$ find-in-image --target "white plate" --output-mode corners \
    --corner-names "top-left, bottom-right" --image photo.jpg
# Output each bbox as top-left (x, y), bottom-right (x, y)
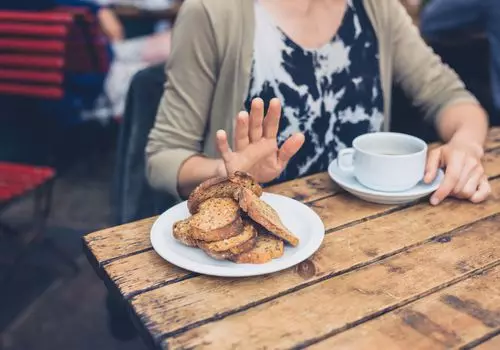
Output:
top-left (150, 193), bottom-right (325, 277)
top-left (328, 160), bottom-right (444, 205)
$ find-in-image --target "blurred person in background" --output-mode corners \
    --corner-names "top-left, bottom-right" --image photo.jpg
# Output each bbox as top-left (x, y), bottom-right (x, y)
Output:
top-left (146, 0), bottom-right (491, 207)
top-left (420, 0), bottom-right (500, 124)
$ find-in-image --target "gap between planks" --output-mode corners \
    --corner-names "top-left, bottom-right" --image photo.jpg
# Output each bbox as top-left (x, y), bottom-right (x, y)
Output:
top-left (306, 264), bottom-right (500, 350)
top-left (461, 329), bottom-right (500, 350)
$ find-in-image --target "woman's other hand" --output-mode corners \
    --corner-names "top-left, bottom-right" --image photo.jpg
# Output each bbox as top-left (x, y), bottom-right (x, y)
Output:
top-left (215, 98), bottom-right (305, 183)
top-left (424, 140), bottom-right (491, 205)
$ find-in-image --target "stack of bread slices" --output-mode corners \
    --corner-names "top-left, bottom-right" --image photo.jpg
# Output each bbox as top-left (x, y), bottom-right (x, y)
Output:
top-left (172, 172), bottom-right (300, 264)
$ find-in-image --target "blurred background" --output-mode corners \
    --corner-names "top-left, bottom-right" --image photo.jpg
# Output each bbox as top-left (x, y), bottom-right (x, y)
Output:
top-left (0, 0), bottom-right (498, 349)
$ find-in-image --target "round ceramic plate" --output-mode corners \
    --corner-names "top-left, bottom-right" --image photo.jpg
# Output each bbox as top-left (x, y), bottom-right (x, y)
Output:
top-left (328, 159), bottom-right (444, 205)
top-left (150, 193), bottom-right (325, 277)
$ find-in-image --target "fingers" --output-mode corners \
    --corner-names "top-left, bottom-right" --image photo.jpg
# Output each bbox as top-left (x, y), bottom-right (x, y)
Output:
top-left (234, 111), bottom-right (250, 151)
top-left (424, 148), bottom-right (441, 184)
top-left (216, 130), bottom-right (232, 162)
top-left (263, 98), bottom-right (282, 139)
top-left (455, 166), bottom-right (483, 199)
top-left (452, 158), bottom-right (479, 195)
top-left (278, 133), bottom-right (305, 167)
top-left (430, 152), bottom-right (464, 205)
top-left (249, 98), bottom-right (264, 142)
top-left (470, 176), bottom-right (492, 203)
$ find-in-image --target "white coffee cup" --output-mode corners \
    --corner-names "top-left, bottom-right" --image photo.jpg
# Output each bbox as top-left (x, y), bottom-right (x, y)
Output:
top-left (337, 132), bottom-right (428, 192)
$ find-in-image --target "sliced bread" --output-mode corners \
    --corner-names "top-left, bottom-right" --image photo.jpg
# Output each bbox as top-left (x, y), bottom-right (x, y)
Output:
top-left (197, 222), bottom-right (257, 252)
top-left (237, 188), bottom-right (300, 247)
top-left (231, 234), bottom-right (284, 264)
top-left (187, 171), bottom-right (263, 214)
top-left (172, 218), bottom-right (197, 247)
top-left (189, 198), bottom-right (243, 242)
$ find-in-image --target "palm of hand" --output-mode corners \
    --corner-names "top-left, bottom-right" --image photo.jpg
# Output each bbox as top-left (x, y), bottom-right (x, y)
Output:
top-left (216, 98), bottom-right (304, 183)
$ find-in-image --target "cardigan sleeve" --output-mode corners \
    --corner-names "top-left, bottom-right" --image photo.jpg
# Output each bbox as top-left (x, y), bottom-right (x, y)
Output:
top-left (145, 0), bottom-right (218, 199)
top-left (389, 0), bottom-right (479, 125)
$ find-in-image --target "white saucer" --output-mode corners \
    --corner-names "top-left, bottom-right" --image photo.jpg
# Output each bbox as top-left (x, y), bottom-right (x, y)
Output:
top-left (328, 160), bottom-right (444, 205)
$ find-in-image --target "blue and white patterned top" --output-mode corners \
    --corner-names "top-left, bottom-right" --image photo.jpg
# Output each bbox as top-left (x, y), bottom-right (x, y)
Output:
top-left (245, 0), bottom-right (384, 183)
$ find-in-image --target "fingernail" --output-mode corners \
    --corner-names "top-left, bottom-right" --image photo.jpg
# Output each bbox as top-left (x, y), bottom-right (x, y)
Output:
top-left (430, 196), bottom-right (439, 206)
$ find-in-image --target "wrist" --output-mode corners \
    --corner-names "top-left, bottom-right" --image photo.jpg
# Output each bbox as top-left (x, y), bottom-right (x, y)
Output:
top-left (448, 133), bottom-right (484, 158)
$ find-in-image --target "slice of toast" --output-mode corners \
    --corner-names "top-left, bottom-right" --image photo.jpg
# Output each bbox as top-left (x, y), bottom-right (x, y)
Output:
top-left (201, 235), bottom-right (257, 260)
top-left (187, 171), bottom-right (263, 214)
top-left (230, 234), bottom-right (284, 264)
top-left (237, 188), bottom-right (300, 247)
top-left (197, 222), bottom-right (257, 252)
top-left (189, 198), bottom-right (243, 242)
top-left (172, 218), bottom-right (197, 247)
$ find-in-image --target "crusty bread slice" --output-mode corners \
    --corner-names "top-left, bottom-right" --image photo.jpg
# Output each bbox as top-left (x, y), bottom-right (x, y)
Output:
top-left (189, 198), bottom-right (243, 242)
top-left (201, 236), bottom-right (257, 260)
top-left (231, 234), bottom-right (284, 264)
top-left (187, 171), bottom-right (263, 214)
top-left (197, 222), bottom-right (257, 252)
top-left (237, 188), bottom-right (300, 247)
top-left (172, 218), bottom-right (197, 247)
top-left (228, 171), bottom-right (263, 196)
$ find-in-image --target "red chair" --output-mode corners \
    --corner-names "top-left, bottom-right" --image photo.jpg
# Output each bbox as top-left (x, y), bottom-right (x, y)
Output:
top-left (0, 7), bottom-right (110, 274)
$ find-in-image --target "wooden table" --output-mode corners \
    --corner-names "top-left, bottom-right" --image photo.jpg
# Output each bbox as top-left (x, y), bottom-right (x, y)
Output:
top-left (84, 127), bottom-right (500, 350)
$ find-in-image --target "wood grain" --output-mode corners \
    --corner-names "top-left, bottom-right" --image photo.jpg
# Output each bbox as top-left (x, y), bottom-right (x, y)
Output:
top-left (310, 265), bottom-right (500, 350)
top-left (83, 216), bottom-right (157, 266)
top-left (129, 180), bottom-right (500, 342)
top-left (266, 172), bottom-right (340, 202)
top-left (167, 216), bottom-right (500, 350)
top-left (475, 334), bottom-right (500, 350)
top-left (84, 144), bottom-right (500, 269)
top-left (104, 250), bottom-right (192, 298)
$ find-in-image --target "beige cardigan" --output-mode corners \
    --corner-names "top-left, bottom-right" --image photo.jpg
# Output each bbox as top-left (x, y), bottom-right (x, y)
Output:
top-left (146, 0), bottom-right (477, 198)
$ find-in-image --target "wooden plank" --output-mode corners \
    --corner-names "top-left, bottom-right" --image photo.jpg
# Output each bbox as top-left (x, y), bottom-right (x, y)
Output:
top-left (83, 216), bottom-right (157, 266)
top-left (475, 334), bottom-right (500, 350)
top-left (104, 250), bottom-right (192, 298)
top-left (84, 145), bottom-right (500, 267)
top-left (309, 265), bottom-right (500, 350)
top-left (129, 181), bottom-right (500, 342)
top-left (166, 216), bottom-right (500, 350)
top-left (266, 172), bottom-right (340, 202)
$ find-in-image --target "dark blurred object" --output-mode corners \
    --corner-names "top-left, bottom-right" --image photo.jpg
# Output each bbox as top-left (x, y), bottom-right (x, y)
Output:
top-left (109, 63), bottom-right (175, 342)
top-left (419, 0), bottom-right (500, 126)
top-left (391, 31), bottom-right (498, 141)
top-left (1, 0), bottom-right (55, 11)
top-left (112, 63), bottom-right (175, 226)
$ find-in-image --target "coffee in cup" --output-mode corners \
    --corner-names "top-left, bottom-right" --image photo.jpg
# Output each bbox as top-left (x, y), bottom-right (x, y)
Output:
top-left (337, 132), bottom-right (427, 192)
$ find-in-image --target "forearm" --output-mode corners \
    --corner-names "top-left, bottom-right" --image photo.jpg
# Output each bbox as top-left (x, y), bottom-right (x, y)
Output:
top-left (177, 156), bottom-right (224, 198)
top-left (437, 102), bottom-right (489, 154)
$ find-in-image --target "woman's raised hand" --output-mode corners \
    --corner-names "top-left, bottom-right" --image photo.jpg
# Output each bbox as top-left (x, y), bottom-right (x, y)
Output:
top-left (215, 98), bottom-right (305, 183)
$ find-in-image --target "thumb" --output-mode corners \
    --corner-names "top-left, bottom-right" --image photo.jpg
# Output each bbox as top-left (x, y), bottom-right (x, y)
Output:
top-left (278, 133), bottom-right (305, 168)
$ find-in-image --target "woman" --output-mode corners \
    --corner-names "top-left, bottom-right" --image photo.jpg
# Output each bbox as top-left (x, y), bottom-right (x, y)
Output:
top-left (146, 0), bottom-right (491, 206)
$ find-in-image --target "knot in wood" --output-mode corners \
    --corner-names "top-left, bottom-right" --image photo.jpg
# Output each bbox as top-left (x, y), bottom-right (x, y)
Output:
top-left (297, 260), bottom-right (316, 279)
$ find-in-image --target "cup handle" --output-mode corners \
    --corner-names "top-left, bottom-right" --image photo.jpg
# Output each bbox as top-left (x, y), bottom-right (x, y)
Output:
top-left (337, 148), bottom-right (355, 173)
